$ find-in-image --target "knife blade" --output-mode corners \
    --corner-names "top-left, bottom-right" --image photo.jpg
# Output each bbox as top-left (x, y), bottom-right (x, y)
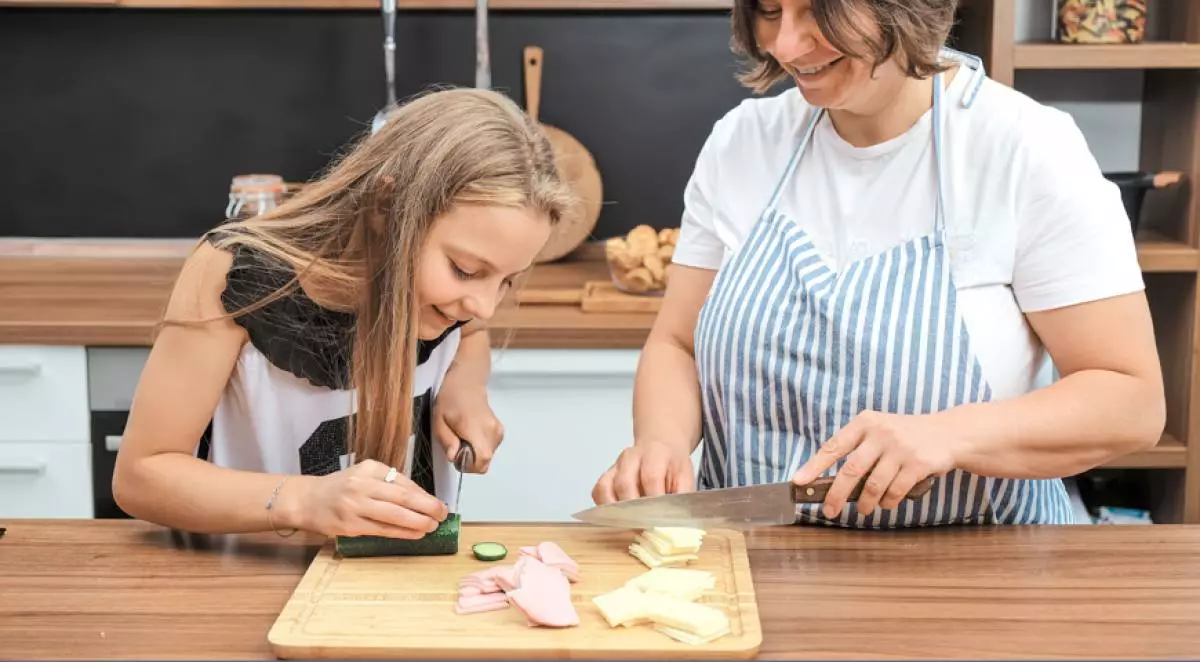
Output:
top-left (571, 475), bottom-right (935, 529)
top-left (452, 440), bottom-right (474, 516)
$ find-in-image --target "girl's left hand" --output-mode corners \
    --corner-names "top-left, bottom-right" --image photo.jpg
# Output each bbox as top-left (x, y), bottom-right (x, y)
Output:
top-left (790, 410), bottom-right (958, 518)
top-left (432, 383), bottom-right (504, 474)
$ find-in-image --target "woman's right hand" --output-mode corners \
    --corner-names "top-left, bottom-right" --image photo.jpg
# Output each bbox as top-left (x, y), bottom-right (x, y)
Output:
top-left (288, 460), bottom-right (449, 539)
top-left (591, 441), bottom-right (696, 505)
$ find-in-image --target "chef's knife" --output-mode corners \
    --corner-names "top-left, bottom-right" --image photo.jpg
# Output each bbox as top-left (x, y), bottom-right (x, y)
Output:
top-left (571, 475), bottom-right (935, 529)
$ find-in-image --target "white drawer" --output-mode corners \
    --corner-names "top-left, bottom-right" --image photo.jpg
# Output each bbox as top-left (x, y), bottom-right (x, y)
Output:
top-left (0, 441), bottom-right (93, 518)
top-left (0, 345), bottom-right (90, 443)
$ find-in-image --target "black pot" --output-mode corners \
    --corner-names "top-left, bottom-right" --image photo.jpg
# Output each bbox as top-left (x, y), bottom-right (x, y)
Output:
top-left (1103, 170), bottom-right (1183, 234)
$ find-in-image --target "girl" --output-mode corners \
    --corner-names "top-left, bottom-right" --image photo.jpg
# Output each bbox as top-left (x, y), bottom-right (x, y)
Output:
top-left (113, 88), bottom-right (574, 540)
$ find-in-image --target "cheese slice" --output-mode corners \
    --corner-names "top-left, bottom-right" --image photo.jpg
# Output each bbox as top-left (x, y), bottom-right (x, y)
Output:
top-left (625, 568), bottom-right (716, 601)
top-left (635, 531), bottom-right (676, 556)
top-left (637, 528), bottom-right (705, 555)
top-left (655, 623), bottom-right (732, 645)
top-left (592, 566), bottom-right (730, 646)
top-left (650, 527), bottom-right (706, 550)
top-left (640, 593), bottom-right (730, 639)
top-left (629, 542), bottom-right (698, 569)
top-left (591, 585), bottom-right (648, 628)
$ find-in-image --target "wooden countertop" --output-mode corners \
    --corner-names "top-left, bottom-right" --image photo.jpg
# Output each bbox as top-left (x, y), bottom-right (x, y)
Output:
top-left (0, 238), bottom-right (656, 349)
top-left (3, 519), bottom-right (1199, 659)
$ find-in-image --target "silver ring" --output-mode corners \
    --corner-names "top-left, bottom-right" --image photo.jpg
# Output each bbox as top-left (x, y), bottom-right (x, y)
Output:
top-left (383, 467), bottom-right (399, 483)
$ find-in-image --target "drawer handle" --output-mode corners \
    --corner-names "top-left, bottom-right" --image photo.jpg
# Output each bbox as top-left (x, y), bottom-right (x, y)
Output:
top-left (0, 461), bottom-right (47, 476)
top-left (105, 435), bottom-right (123, 452)
top-left (0, 361), bottom-right (42, 378)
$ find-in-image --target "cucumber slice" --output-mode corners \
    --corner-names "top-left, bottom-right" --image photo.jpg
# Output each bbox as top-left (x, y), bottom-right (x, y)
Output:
top-left (472, 542), bottom-right (508, 562)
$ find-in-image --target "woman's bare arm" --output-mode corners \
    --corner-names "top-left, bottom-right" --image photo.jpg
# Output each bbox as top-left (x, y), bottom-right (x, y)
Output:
top-left (632, 265), bottom-right (717, 456)
top-left (948, 291), bottom-right (1165, 478)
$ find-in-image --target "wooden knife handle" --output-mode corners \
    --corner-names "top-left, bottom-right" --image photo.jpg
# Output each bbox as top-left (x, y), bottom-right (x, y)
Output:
top-left (1154, 171), bottom-right (1183, 188)
top-left (790, 475), bottom-right (936, 504)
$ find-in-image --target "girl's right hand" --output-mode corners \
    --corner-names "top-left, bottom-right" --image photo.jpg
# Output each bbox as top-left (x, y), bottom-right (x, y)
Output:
top-left (290, 459), bottom-right (449, 538)
top-left (591, 441), bottom-right (696, 505)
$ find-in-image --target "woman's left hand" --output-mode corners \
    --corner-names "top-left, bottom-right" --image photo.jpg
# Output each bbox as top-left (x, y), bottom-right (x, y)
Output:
top-left (790, 410), bottom-right (958, 518)
top-left (432, 382), bottom-right (504, 474)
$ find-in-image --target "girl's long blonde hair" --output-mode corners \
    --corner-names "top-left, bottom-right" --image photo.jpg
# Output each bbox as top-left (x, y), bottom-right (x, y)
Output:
top-left (190, 87), bottom-right (573, 472)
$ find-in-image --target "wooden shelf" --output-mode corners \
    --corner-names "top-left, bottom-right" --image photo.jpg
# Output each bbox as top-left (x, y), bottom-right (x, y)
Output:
top-left (1014, 42), bottom-right (1200, 70)
top-left (0, 0), bottom-right (733, 9)
top-left (1137, 234), bottom-right (1200, 272)
top-left (957, 0), bottom-right (1200, 522)
top-left (1103, 433), bottom-right (1188, 469)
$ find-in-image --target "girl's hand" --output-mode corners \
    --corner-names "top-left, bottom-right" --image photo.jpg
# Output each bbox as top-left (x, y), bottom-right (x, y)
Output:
top-left (433, 383), bottom-right (504, 474)
top-left (290, 460), bottom-right (449, 538)
top-left (592, 440), bottom-right (696, 505)
top-left (790, 411), bottom-right (957, 518)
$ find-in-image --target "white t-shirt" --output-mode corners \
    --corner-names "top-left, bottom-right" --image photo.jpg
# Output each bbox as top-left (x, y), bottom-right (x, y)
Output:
top-left (673, 66), bottom-right (1144, 401)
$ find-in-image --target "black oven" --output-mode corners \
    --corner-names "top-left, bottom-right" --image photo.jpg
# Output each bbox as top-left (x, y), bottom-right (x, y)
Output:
top-left (87, 348), bottom-right (147, 520)
top-left (90, 410), bottom-right (131, 519)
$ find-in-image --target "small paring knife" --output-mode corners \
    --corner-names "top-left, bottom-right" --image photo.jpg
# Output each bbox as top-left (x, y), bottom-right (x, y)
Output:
top-left (571, 475), bottom-right (936, 529)
top-left (452, 440), bottom-right (474, 516)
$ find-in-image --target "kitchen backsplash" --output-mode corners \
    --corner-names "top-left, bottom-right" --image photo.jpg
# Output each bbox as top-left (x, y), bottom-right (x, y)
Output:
top-left (0, 7), bottom-right (755, 241)
top-left (0, 5), bottom-right (1154, 241)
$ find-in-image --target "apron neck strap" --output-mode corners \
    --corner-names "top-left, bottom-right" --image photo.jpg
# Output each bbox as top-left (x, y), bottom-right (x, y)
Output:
top-left (763, 69), bottom-right (951, 234)
top-left (932, 70), bottom-right (946, 234)
top-left (763, 105), bottom-right (822, 214)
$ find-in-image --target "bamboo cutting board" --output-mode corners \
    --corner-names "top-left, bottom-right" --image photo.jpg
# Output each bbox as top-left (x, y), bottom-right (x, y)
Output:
top-left (268, 524), bottom-right (761, 659)
top-left (581, 281), bottom-right (663, 313)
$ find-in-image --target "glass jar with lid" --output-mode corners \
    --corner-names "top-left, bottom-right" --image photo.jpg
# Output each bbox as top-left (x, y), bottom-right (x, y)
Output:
top-left (225, 173), bottom-right (286, 220)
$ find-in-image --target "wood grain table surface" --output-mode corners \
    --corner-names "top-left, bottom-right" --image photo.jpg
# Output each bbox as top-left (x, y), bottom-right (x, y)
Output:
top-left (2, 519), bottom-right (1199, 659)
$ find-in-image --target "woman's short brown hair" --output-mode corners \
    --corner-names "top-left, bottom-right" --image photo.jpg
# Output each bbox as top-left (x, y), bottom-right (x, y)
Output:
top-left (732, 0), bottom-right (959, 93)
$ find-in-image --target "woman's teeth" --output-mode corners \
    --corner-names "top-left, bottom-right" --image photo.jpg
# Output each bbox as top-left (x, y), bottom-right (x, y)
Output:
top-left (796, 58), bottom-right (840, 75)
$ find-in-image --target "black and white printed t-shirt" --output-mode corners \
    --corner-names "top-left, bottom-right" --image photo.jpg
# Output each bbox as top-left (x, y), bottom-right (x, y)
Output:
top-left (196, 232), bottom-right (465, 510)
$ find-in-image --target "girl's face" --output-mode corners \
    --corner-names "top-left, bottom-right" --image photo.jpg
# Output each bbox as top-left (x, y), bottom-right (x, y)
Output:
top-left (415, 204), bottom-right (551, 340)
top-left (755, 0), bottom-right (904, 113)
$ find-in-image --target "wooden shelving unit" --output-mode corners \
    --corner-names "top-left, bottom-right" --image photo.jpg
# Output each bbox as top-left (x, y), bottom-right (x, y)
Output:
top-left (1104, 433), bottom-right (1188, 469)
top-left (957, 0), bottom-right (1200, 523)
top-left (1014, 42), bottom-right (1200, 69)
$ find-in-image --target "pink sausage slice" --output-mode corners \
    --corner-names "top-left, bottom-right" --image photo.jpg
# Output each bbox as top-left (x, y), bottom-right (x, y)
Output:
top-left (505, 557), bottom-right (579, 628)
top-left (454, 598), bottom-right (510, 615)
top-left (536, 541), bottom-right (581, 582)
top-left (457, 592), bottom-right (510, 610)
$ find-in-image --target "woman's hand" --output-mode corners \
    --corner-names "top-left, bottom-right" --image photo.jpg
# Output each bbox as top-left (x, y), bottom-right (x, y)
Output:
top-left (432, 382), bottom-right (504, 474)
top-left (592, 441), bottom-right (696, 505)
top-left (288, 459), bottom-right (449, 539)
top-left (791, 410), bottom-right (957, 518)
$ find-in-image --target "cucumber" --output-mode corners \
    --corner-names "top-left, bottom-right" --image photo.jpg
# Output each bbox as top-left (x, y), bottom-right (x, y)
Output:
top-left (472, 542), bottom-right (508, 562)
top-left (335, 513), bottom-right (461, 558)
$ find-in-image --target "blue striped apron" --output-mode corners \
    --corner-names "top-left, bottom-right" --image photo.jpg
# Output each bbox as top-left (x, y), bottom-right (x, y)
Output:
top-left (693, 60), bottom-right (1074, 527)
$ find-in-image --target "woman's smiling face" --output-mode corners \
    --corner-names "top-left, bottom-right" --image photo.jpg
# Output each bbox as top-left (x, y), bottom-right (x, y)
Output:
top-left (753, 0), bottom-right (906, 113)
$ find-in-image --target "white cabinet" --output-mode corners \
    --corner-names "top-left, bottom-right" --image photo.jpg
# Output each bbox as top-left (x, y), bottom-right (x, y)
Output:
top-left (0, 345), bottom-right (89, 444)
top-left (460, 349), bottom-right (641, 522)
top-left (0, 345), bottom-right (94, 518)
top-left (0, 441), bottom-right (93, 518)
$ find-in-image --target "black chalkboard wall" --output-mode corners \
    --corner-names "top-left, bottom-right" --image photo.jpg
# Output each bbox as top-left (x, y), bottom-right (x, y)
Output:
top-left (0, 7), bottom-right (760, 240)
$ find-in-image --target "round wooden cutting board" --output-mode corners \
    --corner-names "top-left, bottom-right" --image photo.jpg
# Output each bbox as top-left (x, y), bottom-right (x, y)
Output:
top-left (523, 45), bottom-right (604, 263)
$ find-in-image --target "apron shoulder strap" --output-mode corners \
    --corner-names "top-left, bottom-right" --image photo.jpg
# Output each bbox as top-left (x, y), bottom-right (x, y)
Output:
top-left (763, 104), bottom-right (823, 215)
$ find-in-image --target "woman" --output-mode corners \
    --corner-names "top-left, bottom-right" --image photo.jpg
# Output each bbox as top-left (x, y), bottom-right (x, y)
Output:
top-left (113, 88), bottom-right (574, 539)
top-left (592, 0), bottom-right (1165, 527)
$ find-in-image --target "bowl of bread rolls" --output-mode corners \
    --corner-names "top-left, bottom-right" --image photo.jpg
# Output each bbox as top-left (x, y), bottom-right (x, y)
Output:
top-left (604, 224), bottom-right (679, 296)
